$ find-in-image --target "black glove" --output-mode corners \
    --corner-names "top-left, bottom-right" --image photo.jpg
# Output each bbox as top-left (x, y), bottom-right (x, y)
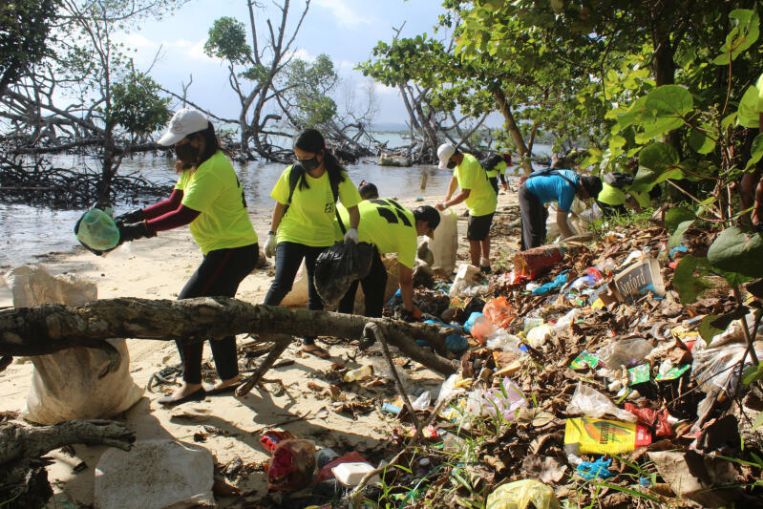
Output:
top-left (118, 221), bottom-right (155, 244)
top-left (114, 209), bottom-right (145, 225)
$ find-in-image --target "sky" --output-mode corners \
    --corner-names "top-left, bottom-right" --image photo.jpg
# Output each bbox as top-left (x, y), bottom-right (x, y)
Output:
top-left (115, 0), bottom-right (449, 127)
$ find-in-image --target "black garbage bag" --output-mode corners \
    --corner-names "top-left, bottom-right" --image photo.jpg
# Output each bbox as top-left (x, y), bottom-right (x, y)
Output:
top-left (314, 241), bottom-right (375, 307)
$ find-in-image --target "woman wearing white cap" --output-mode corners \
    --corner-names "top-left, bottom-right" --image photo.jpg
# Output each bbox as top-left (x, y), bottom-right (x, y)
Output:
top-left (115, 108), bottom-right (259, 406)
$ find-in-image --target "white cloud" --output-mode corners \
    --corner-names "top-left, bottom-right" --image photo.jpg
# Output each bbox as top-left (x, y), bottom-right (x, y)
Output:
top-left (288, 48), bottom-right (316, 62)
top-left (314, 0), bottom-right (373, 28)
top-left (373, 81), bottom-right (398, 96)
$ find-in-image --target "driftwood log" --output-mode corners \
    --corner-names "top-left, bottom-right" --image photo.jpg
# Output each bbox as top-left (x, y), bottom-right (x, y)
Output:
top-left (0, 420), bottom-right (134, 509)
top-left (0, 297), bottom-right (458, 376)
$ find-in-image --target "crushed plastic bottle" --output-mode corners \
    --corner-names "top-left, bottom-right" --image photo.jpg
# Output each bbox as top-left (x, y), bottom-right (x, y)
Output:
top-left (343, 365), bottom-right (374, 382)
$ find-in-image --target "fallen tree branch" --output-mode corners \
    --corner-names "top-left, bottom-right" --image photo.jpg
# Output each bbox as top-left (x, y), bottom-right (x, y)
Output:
top-left (0, 420), bottom-right (134, 509)
top-left (0, 297), bottom-right (457, 376)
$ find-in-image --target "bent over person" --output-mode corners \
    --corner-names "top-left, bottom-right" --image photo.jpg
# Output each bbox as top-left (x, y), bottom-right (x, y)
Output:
top-left (337, 193), bottom-right (440, 320)
top-left (435, 143), bottom-right (497, 273)
top-left (518, 166), bottom-right (602, 250)
top-left (115, 108), bottom-right (259, 406)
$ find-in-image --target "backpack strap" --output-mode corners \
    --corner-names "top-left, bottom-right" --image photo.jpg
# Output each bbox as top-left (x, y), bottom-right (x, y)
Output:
top-left (527, 168), bottom-right (578, 189)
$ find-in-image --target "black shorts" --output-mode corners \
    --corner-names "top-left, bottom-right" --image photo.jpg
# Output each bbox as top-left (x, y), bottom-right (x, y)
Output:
top-left (467, 212), bottom-right (494, 241)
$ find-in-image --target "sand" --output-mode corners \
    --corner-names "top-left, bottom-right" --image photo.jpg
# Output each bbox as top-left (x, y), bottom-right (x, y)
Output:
top-left (0, 191), bottom-right (519, 507)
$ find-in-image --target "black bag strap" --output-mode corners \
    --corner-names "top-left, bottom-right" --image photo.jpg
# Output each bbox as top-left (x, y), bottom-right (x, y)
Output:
top-left (527, 168), bottom-right (578, 189)
top-left (286, 164), bottom-right (346, 234)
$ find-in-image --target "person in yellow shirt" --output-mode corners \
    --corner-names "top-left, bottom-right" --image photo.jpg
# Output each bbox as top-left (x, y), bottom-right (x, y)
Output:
top-left (435, 143), bottom-right (498, 273)
top-left (336, 183), bottom-right (440, 320)
top-left (482, 152), bottom-right (512, 194)
top-left (263, 129), bottom-right (361, 358)
top-left (114, 108), bottom-right (259, 406)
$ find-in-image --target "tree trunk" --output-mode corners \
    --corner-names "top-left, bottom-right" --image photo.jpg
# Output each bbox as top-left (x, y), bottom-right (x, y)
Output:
top-left (1, 420), bottom-right (134, 509)
top-left (0, 297), bottom-right (458, 376)
top-left (492, 87), bottom-right (532, 175)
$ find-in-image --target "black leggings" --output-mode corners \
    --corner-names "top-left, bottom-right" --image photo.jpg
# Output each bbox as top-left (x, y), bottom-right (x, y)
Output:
top-left (519, 184), bottom-right (548, 250)
top-left (338, 249), bottom-right (387, 317)
top-left (263, 241), bottom-right (327, 345)
top-left (176, 243), bottom-right (259, 384)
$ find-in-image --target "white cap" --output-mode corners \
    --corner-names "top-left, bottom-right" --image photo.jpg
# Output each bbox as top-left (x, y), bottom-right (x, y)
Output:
top-left (437, 143), bottom-right (456, 170)
top-left (157, 108), bottom-right (209, 146)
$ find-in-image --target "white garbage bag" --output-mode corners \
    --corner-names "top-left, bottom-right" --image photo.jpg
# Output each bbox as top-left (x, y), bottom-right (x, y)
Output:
top-left (94, 439), bottom-right (214, 509)
top-left (8, 265), bottom-right (143, 424)
top-left (429, 210), bottom-right (458, 275)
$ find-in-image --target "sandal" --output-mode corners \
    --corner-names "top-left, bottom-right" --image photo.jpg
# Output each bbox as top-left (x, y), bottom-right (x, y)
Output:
top-left (203, 381), bottom-right (241, 396)
top-left (158, 388), bottom-right (206, 407)
top-left (300, 344), bottom-right (330, 359)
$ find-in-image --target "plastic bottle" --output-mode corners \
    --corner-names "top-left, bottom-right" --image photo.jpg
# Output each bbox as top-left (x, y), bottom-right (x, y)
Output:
top-left (343, 365), bottom-right (374, 382)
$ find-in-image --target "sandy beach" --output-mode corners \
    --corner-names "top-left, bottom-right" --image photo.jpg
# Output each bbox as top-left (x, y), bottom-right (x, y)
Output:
top-left (0, 190), bottom-right (519, 507)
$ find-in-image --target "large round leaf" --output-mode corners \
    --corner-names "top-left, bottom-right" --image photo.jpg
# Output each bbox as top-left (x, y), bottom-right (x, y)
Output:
top-left (707, 227), bottom-right (763, 278)
top-left (639, 142), bottom-right (679, 172)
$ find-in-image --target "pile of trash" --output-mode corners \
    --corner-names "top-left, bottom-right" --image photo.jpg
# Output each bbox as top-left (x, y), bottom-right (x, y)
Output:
top-left (349, 223), bottom-right (763, 508)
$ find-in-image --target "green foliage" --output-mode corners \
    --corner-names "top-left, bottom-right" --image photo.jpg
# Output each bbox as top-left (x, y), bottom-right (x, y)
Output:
top-left (746, 133), bottom-right (763, 171)
top-left (0, 0), bottom-right (58, 95)
top-left (111, 71), bottom-right (170, 135)
top-left (712, 9), bottom-right (760, 65)
top-left (204, 17), bottom-right (251, 64)
top-left (699, 314), bottom-right (724, 344)
top-left (283, 54), bottom-right (338, 128)
top-left (673, 255), bottom-right (713, 304)
top-left (664, 207), bottom-right (695, 233)
top-left (707, 227), bottom-right (763, 278)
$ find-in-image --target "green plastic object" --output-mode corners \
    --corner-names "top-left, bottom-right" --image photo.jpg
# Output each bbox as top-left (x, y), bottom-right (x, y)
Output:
top-left (75, 208), bottom-right (120, 252)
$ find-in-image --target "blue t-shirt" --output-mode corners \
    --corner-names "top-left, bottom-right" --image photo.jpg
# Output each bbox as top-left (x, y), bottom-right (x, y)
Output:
top-left (524, 169), bottom-right (579, 212)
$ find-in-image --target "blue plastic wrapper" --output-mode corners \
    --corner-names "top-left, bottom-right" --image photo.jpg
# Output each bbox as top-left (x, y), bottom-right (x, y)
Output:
top-left (464, 312), bottom-right (483, 334)
top-left (531, 271), bottom-right (569, 296)
top-left (576, 457), bottom-right (613, 480)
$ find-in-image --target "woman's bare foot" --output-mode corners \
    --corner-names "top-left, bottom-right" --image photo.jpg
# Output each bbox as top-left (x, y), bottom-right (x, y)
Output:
top-left (300, 343), bottom-right (330, 359)
top-left (158, 382), bottom-right (205, 406)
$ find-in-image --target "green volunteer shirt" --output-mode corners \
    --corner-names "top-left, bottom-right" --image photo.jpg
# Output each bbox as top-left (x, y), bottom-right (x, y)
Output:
top-left (338, 199), bottom-right (417, 269)
top-left (271, 165), bottom-right (361, 247)
top-left (175, 150), bottom-right (258, 255)
top-left (486, 160), bottom-right (508, 179)
top-left (454, 153), bottom-right (497, 217)
top-left (738, 73), bottom-right (763, 128)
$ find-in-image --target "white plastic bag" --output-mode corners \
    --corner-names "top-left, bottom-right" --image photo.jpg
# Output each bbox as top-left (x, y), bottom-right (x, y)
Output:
top-left (566, 382), bottom-right (636, 422)
top-left (9, 265), bottom-right (143, 424)
top-left (429, 210), bottom-right (458, 275)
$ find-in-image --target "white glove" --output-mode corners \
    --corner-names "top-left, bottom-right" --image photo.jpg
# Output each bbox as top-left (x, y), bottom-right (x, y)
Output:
top-left (264, 233), bottom-right (277, 258)
top-left (344, 227), bottom-right (359, 244)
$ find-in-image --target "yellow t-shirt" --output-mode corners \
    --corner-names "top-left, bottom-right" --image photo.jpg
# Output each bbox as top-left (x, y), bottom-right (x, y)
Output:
top-left (454, 153), bottom-right (497, 217)
top-left (175, 150), bottom-right (258, 255)
top-left (737, 73), bottom-right (763, 128)
top-left (486, 160), bottom-right (508, 179)
top-left (338, 198), bottom-right (417, 269)
top-left (598, 182), bottom-right (652, 209)
top-left (271, 165), bottom-right (361, 247)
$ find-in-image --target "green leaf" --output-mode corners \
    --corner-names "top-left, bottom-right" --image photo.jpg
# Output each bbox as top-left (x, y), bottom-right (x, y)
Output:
top-left (639, 142), bottom-right (680, 172)
top-left (665, 207), bottom-right (695, 233)
top-left (742, 362), bottom-right (763, 386)
top-left (699, 314), bottom-right (724, 344)
top-left (707, 227), bottom-right (763, 278)
top-left (713, 9), bottom-right (760, 65)
top-left (688, 129), bottom-right (716, 155)
top-left (633, 85), bottom-right (693, 142)
top-left (669, 220), bottom-right (694, 249)
top-left (745, 134), bottom-right (763, 170)
top-left (674, 255), bottom-right (713, 304)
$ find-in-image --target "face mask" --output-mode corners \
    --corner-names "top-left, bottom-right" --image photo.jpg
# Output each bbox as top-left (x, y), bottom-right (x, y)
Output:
top-left (297, 156), bottom-right (320, 172)
top-left (175, 143), bottom-right (198, 166)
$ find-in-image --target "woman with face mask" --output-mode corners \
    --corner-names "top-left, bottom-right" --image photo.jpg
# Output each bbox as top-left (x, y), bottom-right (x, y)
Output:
top-left (115, 108), bottom-right (259, 406)
top-left (262, 129), bottom-right (361, 358)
